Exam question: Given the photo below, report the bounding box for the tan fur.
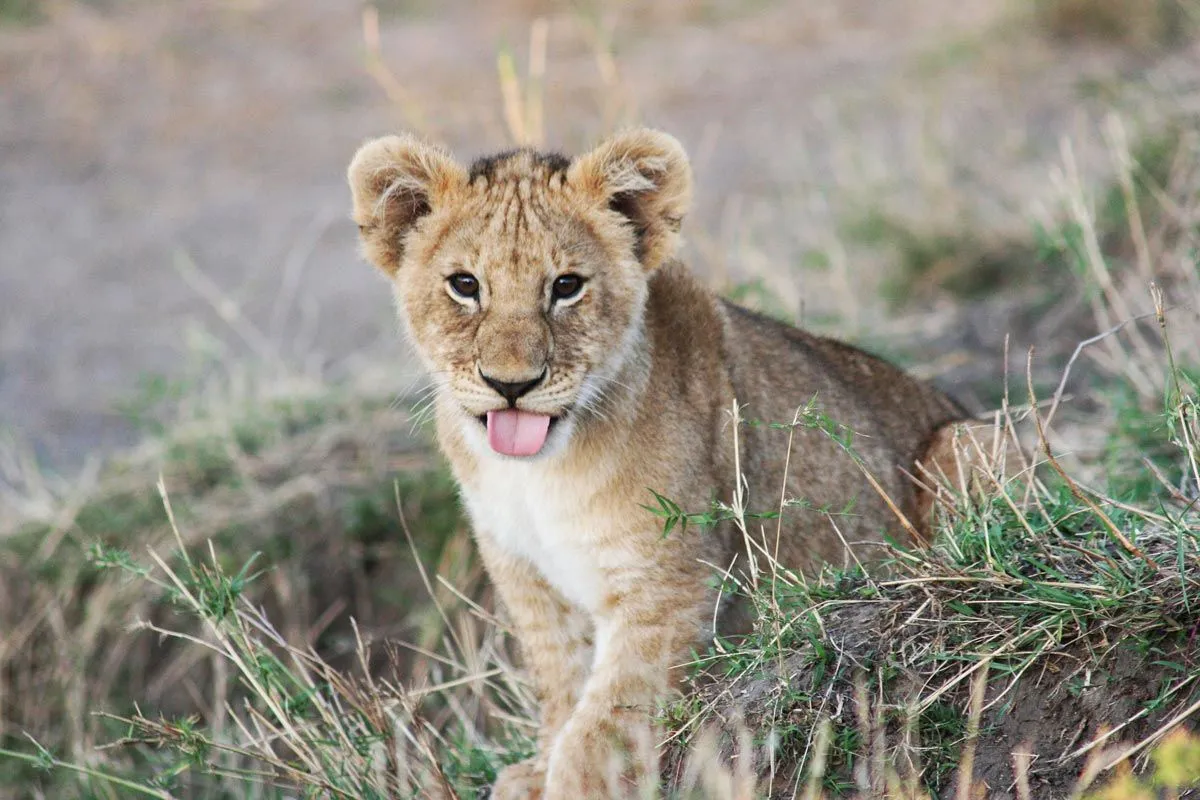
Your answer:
[913,419,1013,527]
[348,129,968,798]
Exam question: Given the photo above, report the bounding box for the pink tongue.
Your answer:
[486,410,552,457]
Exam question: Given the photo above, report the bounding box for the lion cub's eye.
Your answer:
[551,274,585,302]
[447,273,480,300]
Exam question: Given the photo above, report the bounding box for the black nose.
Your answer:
[480,370,545,406]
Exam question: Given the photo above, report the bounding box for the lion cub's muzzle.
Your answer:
[474,365,560,458]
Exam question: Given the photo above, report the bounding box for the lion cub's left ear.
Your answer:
[568,128,693,272]
[347,134,467,276]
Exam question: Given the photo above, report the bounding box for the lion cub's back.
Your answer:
[718,301,964,551]
[721,301,961,436]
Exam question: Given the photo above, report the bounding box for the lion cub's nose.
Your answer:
[480,370,545,407]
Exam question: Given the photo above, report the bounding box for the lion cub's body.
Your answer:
[446,262,961,613]
[348,130,965,798]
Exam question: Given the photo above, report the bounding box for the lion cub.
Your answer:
[348,129,967,798]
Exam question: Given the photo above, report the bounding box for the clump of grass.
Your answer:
[1102,363,1200,502]
[843,208,1057,306]
[0,376,486,797]
[2,475,533,798]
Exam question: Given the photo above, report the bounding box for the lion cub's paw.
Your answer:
[544,711,656,799]
[491,757,546,800]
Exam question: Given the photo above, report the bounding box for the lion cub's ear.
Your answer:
[568,128,693,272]
[347,134,466,276]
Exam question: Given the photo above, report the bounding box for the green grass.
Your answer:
[0,0,40,25]
[1104,365,1200,503]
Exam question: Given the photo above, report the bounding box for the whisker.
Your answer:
[576,387,613,425]
[586,373,638,393]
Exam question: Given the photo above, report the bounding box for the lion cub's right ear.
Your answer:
[347,135,466,276]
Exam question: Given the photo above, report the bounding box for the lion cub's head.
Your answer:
[348,129,692,459]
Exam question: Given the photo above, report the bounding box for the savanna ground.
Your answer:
[1,0,1200,797]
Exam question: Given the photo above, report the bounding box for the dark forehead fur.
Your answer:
[468,148,572,182]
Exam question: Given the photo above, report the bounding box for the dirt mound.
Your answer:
[663,519,1200,798]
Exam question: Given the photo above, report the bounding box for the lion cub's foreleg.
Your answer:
[479,537,594,799]
[542,562,711,799]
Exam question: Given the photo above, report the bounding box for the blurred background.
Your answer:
[2,0,1196,481]
[1,1,1199,796]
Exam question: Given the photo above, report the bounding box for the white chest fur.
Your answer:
[459,456,606,612]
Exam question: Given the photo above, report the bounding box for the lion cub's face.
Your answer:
[349,130,692,459]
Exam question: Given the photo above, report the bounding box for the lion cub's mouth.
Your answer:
[478,410,560,457]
